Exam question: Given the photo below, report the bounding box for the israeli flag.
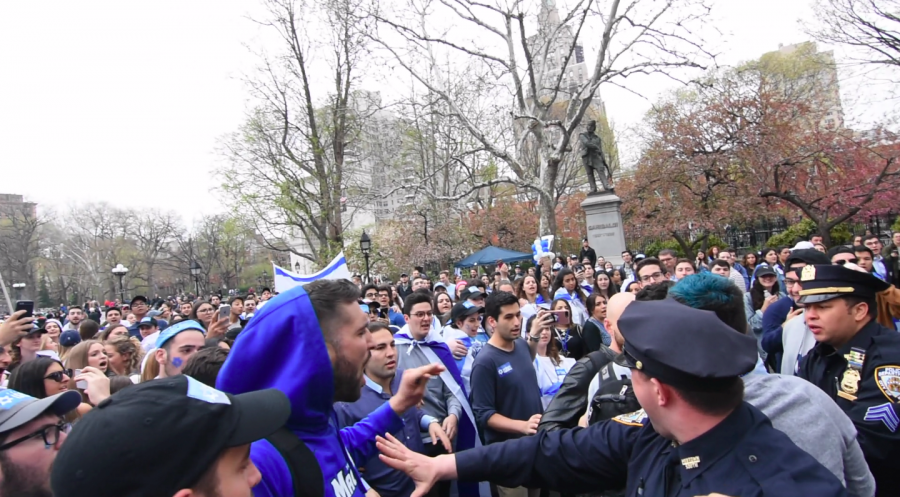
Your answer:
[273,252,353,293]
[532,235,555,261]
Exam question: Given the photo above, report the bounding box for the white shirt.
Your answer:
[534,355,576,410]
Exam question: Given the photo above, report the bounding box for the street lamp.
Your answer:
[190,260,202,296]
[111,264,128,303]
[11,283,25,301]
[360,230,372,284]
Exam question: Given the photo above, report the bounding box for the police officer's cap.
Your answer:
[613,299,758,391]
[797,264,890,304]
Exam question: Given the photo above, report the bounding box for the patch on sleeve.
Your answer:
[875,366,900,403]
[864,403,899,432]
[611,409,647,427]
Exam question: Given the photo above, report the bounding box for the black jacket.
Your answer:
[539,348,616,431]
[579,246,597,267]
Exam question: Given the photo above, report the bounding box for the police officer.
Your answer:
[796,264,900,496]
[377,299,849,497]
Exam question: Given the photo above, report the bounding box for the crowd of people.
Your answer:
[0,231,898,496]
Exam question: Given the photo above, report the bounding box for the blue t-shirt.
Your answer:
[470,340,543,445]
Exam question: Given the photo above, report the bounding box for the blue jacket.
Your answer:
[337,373,433,497]
[217,285,404,497]
[761,296,795,366]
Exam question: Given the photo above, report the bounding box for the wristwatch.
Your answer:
[528,334,540,343]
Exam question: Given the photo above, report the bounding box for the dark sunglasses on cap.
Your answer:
[835,258,858,266]
[44,369,73,383]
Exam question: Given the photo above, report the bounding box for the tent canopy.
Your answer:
[454,246,533,268]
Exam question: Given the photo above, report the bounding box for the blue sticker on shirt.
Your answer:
[0,390,35,410]
[497,362,513,376]
[185,376,231,405]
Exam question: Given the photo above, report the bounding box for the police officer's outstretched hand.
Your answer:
[378,432,450,497]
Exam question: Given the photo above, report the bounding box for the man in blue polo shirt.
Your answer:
[337,322,451,497]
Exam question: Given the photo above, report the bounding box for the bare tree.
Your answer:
[370,0,713,235]
[126,210,183,295]
[0,202,45,301]
[806,0,900,71]
[221,0,376,266]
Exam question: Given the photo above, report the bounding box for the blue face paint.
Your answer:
[172,357,183,368]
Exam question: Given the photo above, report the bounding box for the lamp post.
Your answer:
[12,283,25,301]
[190,260,202,296]
[111,264,128,303]
[360,230,372,284]
[260,270,268,289]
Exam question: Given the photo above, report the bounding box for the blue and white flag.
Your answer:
[273,252,352,293]
[532,235,555,262]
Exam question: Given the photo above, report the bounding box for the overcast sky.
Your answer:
[0,0,864,223]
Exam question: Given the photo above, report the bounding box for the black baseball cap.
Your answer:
[51,375,290,497]
[450,300,484,324]
[129,295,148,306]
[460,288,484,301]
[613,300,757,391]
[755,264,777,278]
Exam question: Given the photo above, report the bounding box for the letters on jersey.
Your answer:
[330,464,359,497]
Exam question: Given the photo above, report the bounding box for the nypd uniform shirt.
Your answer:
[798,319,900,496]
[454,402,848,497]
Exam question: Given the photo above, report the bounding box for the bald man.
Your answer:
[604,292,636,354]
[538,292,636,431]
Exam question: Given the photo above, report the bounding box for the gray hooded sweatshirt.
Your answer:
[743,373,875,497]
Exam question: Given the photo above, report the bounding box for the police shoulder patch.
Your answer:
[611,408,647,427]
[875,365,900,403]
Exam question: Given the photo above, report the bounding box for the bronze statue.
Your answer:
[579,120,612,193]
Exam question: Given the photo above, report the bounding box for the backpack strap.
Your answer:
[265,427,325,497]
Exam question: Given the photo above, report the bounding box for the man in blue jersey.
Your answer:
[217,279,441,497]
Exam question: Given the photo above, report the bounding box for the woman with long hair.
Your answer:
[593,271,618,299]
[528,313,576,409]
[753,247,785,286]
[515,275,548,307]
[43,319,63,345]
[65,340,113,412]
[695,250,709,272]
[741,253,758,275]
[551,269,588,327]
[539,273,552,295]
[603,261,614,272]
[582,293,611,353]
[9,356,104,419]
[433,292,453,326]
[548,298,586,360]
[609,268,624,288]
[744,265,786,356]
[189,300,216,330]
[8,329,45,373]
[104,336,143,382]
[707,246,720,263]
[98,324,130,342]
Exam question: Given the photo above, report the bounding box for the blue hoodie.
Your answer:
[216,285,404,497]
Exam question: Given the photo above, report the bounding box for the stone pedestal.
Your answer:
[581,191,627,266]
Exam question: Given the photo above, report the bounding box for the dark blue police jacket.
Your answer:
[455,402,848,497]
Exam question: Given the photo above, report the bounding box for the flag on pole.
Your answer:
[272,252,352,293]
